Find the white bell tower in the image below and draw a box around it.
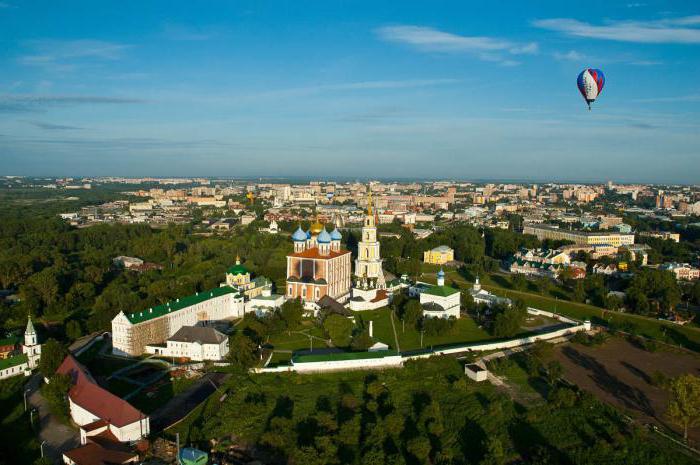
[22,315,41,369]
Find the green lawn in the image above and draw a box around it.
[435,268,700,353]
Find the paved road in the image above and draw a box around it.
[150,372,231,432]
[26,374,79,463]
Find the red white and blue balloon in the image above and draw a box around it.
[577,68,605,110]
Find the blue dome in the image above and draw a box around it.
[306,230,311,239]
[437,269,445,278]
[330,227,342,241]
[291,227,307,242]
[317,228,332,243]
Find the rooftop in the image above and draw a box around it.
[169,326,227,345]
[0,353,28,370]
[126,286,240,324]
[422,285,460,297]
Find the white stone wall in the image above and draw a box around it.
[291,355,403,373]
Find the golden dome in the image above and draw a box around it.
[309,220,324,235]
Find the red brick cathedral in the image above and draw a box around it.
[285,219,352,304]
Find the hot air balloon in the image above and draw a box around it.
[577,68,605,110]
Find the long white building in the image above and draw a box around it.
[112,286,244,356]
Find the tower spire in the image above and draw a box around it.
[367,184,373,216]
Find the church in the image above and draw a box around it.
[0,316,42,380]
[285,219,352,306]
[349,188,389,311]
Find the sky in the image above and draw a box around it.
[0,1,699,183]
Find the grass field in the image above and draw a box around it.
[425,267,700,353]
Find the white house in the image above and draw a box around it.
[145,326,229,361]
[57,355,150,443]
[419,270,461,319]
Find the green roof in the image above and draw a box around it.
[127,286,240,324]
[0,353,28,371]
[227,263,249,275]
[293,350,399,363]
[422,285,460,297]
[0,336,19,347]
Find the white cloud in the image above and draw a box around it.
[553,50,586,61]
[376,25,538,64]
[18,39,130,70]
[533,17,700,44]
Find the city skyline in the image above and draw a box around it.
[1,1,699,183]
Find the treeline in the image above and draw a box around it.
[0,216,292,337]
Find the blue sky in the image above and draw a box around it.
[0,1,698,183]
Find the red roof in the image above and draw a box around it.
[57,355,146,428]
[371,290,389,303]
[62,442,137,465]
[288,247,351,260]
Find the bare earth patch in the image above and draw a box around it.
[555,337,700,443]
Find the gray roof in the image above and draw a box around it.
[169,326,227,345]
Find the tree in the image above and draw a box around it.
[511,274,527,291]
[279,298,304,331]
[492,303,526,338]
[41,373,72,421]
[65,320,83,341]
[545,361,563,386]
[39,338,67,378]
[323,314,353,347]
[227,333,259,369]
[537,277,551,296]
[402,300,423,327]
[351,329,373,351]
[666,374,700,440]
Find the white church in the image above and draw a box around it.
[349,188,390,311]
[0,316,42,380]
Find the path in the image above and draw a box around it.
[26,374,79,462]
[389,310,401,352]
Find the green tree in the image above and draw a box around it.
[41,373,71,421]
[511,274,527,291]
[350,329,373,351]
[492,303,526,338]
[227,333,259,369]
[38,338,67,378]
[279,298,304,331]
[65,320,83,341]
[545,360,563,386]
[402,300,423,327]
[323,314,353,347]
[666,374,700,440]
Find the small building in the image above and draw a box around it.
[465,364,488,382]
[246,288,285,316]
[469,277,511,307]
[424,245,455,265]
[226,256,272,298]
[0,316,42,380]
[56,355,150,442]
[420,270,461,319]
[145,326,229,361]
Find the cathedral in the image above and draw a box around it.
[285,218,352,305]
[349,188,389,310]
